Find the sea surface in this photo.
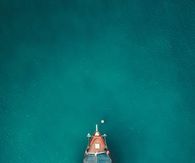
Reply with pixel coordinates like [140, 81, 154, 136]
[0, 0, 194, 163]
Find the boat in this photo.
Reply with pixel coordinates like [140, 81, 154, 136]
[83, 124, 112, 163]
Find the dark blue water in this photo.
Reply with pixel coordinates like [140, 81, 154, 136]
[0, 0, 195, 162]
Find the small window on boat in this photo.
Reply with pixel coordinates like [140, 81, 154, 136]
[95, 143, 100, 149]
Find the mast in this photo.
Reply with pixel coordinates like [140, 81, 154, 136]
[96, 124, 98, 132]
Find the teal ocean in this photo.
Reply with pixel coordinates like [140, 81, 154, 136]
[0, 0, 194, 162]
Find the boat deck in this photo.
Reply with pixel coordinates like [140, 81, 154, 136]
[83, 153, 112, 163]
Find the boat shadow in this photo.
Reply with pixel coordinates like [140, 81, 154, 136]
[108, 124, 145, 163]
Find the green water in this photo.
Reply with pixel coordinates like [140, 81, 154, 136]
[0, 0, 195, 162]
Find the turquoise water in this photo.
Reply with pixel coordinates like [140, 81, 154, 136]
[0, 0, 195, 162]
